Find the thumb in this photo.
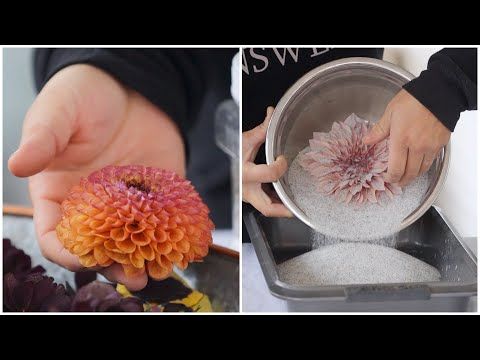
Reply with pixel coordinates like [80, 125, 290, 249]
[363, 111, 391, 146]
[243, 106, 274, 162]
[8, 86, 76, 177]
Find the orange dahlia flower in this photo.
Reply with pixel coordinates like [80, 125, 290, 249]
[56, 165, 214, 280]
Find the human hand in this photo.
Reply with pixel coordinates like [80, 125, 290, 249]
[242, 107, 293, 217]
[363, 89, 451, 186]
[8, 64, 185, 291]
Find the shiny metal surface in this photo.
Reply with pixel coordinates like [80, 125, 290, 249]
[266, 57, 450, 233]
[244, 206, 477, 312]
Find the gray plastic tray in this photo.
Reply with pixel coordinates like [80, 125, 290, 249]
[244, 206, 477, 312]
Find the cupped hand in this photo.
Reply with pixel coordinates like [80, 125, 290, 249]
[242, 107, 293, 217]
[363, 89, 451, 186]
[8, 64, 185, 291]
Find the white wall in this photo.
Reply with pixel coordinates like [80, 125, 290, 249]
[384, 48, 477, 238]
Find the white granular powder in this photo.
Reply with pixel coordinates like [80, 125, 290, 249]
[278, 243, 441, 286]
[288, 147, 430, 241]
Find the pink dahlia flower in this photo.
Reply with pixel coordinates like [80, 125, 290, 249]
[299, 113, 402, 204]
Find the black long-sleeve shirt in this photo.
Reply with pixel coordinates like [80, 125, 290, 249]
[34, 48, 237, 228]
[403, 48, 477, 132]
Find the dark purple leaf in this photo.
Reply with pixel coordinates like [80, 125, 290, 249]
[71, 281, 144, 312]
[3, 238, 45, 278]
[74, 272, 97, 289]
[3, 272, 71, 312]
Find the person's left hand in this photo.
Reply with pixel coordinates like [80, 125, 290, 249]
[363, 89, 451, 186]
[243, 107, 293, 217]
[8, 65, 185, 291]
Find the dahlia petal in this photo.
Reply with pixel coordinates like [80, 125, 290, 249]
[166, 250, 183, 263]
[169, 228, 185, 242]
[345, 191, 354, 204]
[139, 245, 155, 261]
[116, 239, 136, 254]
[77, 225, 94, 236]
[71, 213, 89, 224]
[110, 227, 129, 242]
[176, 259, 189, 270]
[358, 193, 364, 204]
[385, 186, 394, 199]
[104, 217, 124, 228]
[79, 253, 97, 267]
[155, 242, 173, 255]
[153, 229, 167, 243]
[92, 236, 105, 246]
[129, 249, 145, 269]
[351, 184, 363, 195]
[125, 223, 145, 234]
[386, 183, 403, 195]
[167, 218, 178, 229]
[147, 260, 170, 280]
[174, 240, 191, 253]
[94, 246, 111, 265]
[103, 251, 130, 265]
[73, 244, 93, 256]
[367, 187, 377, 203]
[370, 176, 385, 191]
[104, 240, 122, 253]
[131, 232, 150, 246]
[122, 264, 145, 277]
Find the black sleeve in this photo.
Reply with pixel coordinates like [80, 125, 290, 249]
[34, 48, 205, 139]
[403, 48, 477, 132]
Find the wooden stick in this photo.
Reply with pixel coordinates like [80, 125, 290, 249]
[3, 204, 34, 217]
[3, 203, 239, 258]
[210, 244, 239, 259]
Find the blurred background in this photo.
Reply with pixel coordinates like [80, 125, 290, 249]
[3, 48, 35, 206]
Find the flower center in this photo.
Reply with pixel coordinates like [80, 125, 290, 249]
[124, 179, 151, 193]
[349, 154, 370, 169]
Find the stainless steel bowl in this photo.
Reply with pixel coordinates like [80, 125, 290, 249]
[266, 57, 450, 233]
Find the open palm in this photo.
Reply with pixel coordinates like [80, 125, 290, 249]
[9, 64, 185, 290]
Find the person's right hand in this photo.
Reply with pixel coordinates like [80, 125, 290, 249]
[242, 107, 293, 217]
[8, 64, 186, 291]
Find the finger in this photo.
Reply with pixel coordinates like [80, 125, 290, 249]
[38, 230, 83, 272]
[30, 193, 82, 270]
[385, 137, 408, 183]
[243, 155, 287, 183]
[8, 86, 76, 177]
[419, 151, 437, 175]
[363, 111, 391, 146]
[399, 150, 424, 186]
[100, 264, 148, 291]
[249, 189, 293, 218]
[243, 106, 274, 162]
